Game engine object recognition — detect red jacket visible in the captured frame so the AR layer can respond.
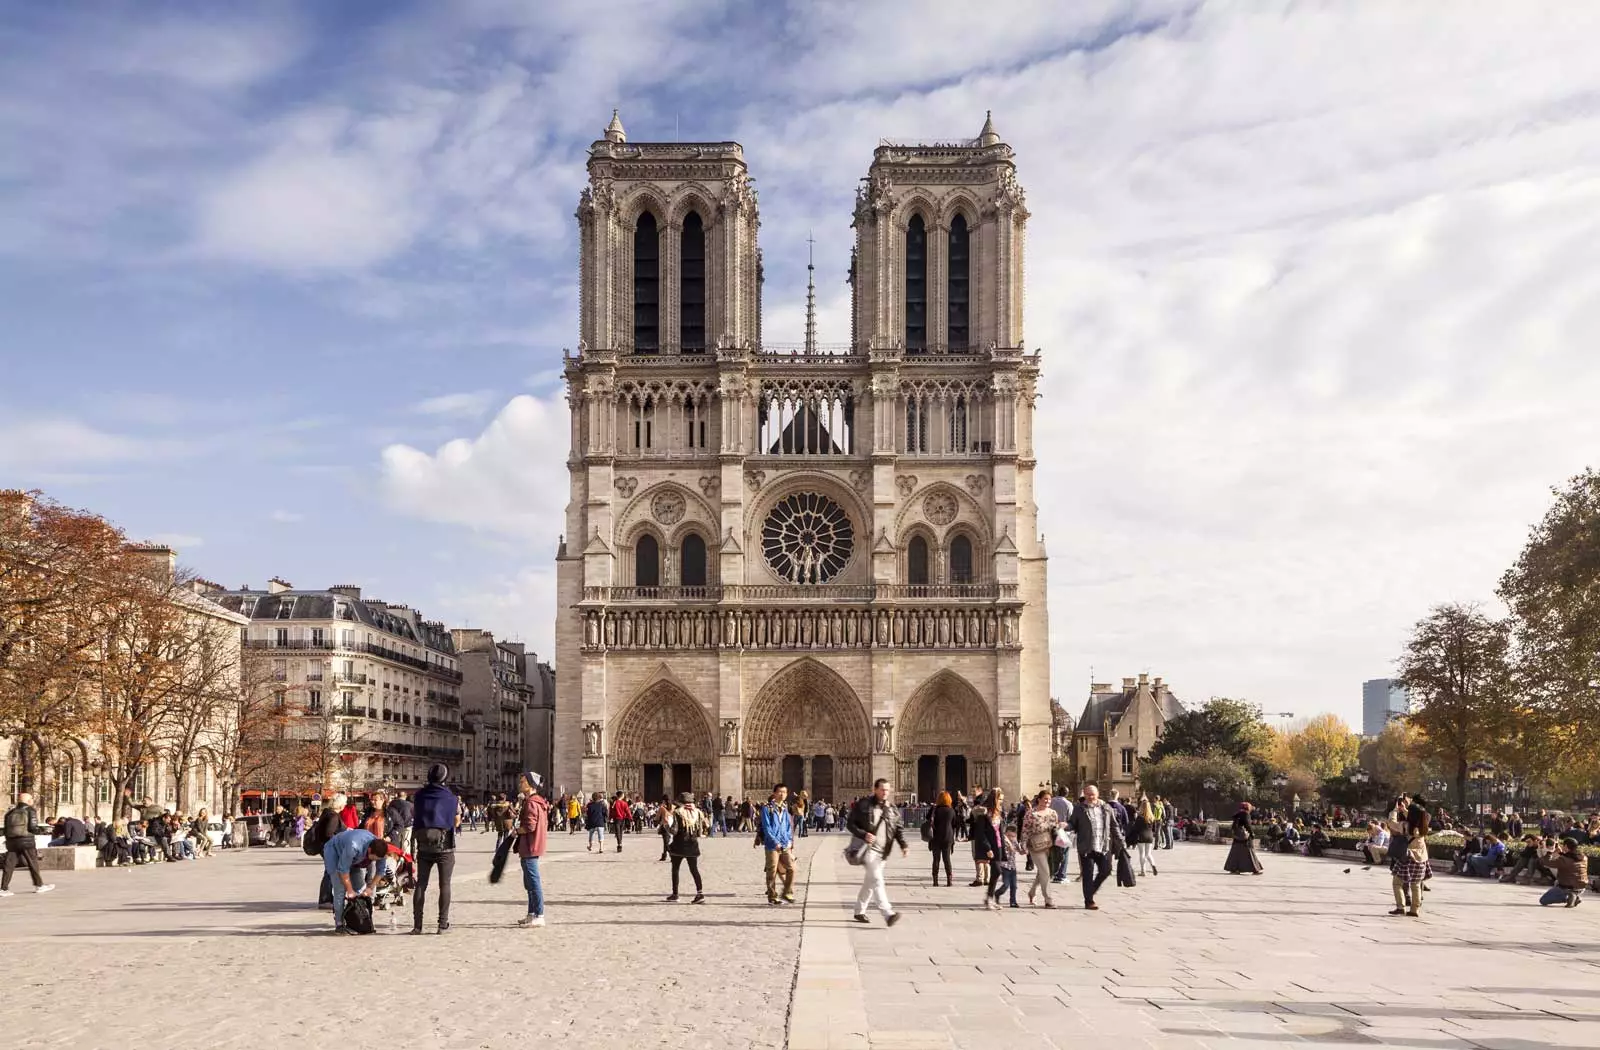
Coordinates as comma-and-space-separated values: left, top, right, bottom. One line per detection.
515, 794, 550, 859
340, 804, 360, 830
612, 797, 632, 823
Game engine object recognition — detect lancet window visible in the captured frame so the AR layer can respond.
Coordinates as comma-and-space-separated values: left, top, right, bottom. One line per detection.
905, 214, 928, 352
634, 212, 660, 353
898, 380, 992, 456
948, 214, 970, 349
680, 212, 706, 352
758, 380, 856, 456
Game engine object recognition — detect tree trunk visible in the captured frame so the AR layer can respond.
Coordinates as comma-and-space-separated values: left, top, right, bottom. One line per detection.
1454, 755, 1468, 815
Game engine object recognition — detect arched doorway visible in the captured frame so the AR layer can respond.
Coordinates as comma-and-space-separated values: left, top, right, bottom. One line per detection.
609, 681, 716, 801
896, 671, 996, 801
744, 658, 871, 804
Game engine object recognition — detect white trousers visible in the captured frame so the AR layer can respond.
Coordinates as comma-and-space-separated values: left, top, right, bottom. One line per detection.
855, 850, 894, 917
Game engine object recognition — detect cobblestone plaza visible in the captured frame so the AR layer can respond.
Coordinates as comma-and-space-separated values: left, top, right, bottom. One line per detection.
2, 835, 1597, 1049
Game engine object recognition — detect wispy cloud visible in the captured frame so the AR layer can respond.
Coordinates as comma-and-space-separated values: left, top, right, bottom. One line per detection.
269, 510, 305, 524
412, 391, 497, 419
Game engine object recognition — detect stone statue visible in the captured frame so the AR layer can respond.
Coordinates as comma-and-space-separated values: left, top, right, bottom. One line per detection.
1000, 718, 1019, 754
721, 719, 740, 755
583, 721, 603, 758
874, 719, 893, 754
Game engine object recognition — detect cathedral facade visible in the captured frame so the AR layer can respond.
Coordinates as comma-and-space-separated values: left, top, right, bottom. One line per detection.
552, 111, 1049, 803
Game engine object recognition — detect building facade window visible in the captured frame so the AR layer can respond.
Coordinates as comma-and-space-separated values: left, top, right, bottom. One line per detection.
275, 628, 288, 646
950, 535, 973, 584
635, 535, 661, 588
1121, 748, 1135, 775
56, 760, 74, 807
905, 213, 927, 351
907, 536, 930, 585
680, 533, 707, 587
634, 212, 660, 352
948, 213, 970, 348
680, 211, 705, 351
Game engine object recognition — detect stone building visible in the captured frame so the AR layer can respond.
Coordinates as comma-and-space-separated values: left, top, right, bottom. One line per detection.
210, 581, 465, 795
524, 657, 555, 791
1071, 673, 1183, 798
451, 630, 553, 798
553, 111, 1050, 803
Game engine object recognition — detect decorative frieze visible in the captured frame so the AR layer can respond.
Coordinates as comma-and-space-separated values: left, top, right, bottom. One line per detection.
579, 604, 1020, 653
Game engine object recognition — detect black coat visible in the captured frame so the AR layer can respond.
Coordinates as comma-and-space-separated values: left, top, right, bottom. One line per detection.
928, 804, 956, 849
969, 813, 1000, 860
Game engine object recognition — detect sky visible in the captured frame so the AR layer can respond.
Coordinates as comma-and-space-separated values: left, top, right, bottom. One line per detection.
3, 1, 1599, 730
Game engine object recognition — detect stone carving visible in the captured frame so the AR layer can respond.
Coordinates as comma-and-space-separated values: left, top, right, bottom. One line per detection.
745, 469, 766, 493
581, 605, 1022, 654
698, 475, 719, 497
651, 489, 686, 525
1052, 721, 1072, 757
964, 474, 988, 497
1000, 718, 1019, 754
849, 469, 872, 493
874, 719, 894, 754
924, 491, 958, 526
583, 721, 603, 758
762, 492, 854, 585
721, 719, 741, 755
615, 476, 638, 498
895, 475, 918, 498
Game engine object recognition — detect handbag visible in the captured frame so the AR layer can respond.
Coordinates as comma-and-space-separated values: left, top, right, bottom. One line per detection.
844, 838, 869, 867
920, 821, 932, 843
1054, 828, 1071, 850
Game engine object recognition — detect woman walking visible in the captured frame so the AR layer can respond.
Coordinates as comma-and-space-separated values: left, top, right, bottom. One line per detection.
1021, 791, 1059, 908
664, 793, 706, 904
585, 793, 607, 853
971, 796, 1002, 908
1389, 810, 1430, 917
1223, 802, 1263, 875
928, 792, 956, 887
1131, 796, 1158, 876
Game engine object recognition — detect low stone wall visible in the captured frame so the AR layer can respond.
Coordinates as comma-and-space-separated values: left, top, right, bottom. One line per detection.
38, 845, 98, 871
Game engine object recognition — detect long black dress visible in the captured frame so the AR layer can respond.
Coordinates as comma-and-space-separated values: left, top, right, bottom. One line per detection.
1223, 810, 1263, 874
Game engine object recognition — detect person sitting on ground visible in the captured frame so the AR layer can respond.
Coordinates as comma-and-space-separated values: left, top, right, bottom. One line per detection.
1500, 834, 1554, 885
1279, 821, 1303, 854
1541, 838, 1588, 907
1460, 833, 1506, 877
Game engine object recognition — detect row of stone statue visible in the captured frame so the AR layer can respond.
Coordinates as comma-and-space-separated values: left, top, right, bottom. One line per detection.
581, 605, 1022, 651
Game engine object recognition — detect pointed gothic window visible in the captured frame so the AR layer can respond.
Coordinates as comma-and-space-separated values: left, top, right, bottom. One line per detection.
635, 535, 660, 589
950, 534, 973, 584
948, 214, 970, 349
681, 533, 707, 588
680, 212, 705, 352
905, 214, 927, 352
634, 212, 660, 353
908, 536, 930, 586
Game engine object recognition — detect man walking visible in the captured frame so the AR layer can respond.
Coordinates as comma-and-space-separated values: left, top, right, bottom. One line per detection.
609, 792, 631, 853
1069, 784, 1123, 910
514, 772, 551, 927
1, 792, 53, 896
756, 784, 796, 905
410, 764, 458, 934
847, 779, 908, 925
1047, 788, 1074, 882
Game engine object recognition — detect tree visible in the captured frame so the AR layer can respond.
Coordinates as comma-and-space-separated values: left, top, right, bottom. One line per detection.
209, 657, 301, 811
1285, 713, 1361, 781
1136, 751, 1254, 818
161, 612, 243, 812
0, 491, 128, 794
1395, 603, 1516, 811
1358, 720, 1429, 792
1146, 697, 1276, 783
1498, 468, 1600, 759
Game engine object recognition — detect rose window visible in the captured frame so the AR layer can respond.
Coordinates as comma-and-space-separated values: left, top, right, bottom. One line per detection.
762, 492, 853, 584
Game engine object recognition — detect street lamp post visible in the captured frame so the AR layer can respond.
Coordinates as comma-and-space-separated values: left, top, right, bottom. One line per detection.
1201, 777, 1218, 822
1349, 768, 1371, 815
1467, 760, 1496, 833
1270, 772, 1289, 815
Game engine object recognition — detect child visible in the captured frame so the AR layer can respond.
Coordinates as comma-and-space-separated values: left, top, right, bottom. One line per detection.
993, 828, 1020, 910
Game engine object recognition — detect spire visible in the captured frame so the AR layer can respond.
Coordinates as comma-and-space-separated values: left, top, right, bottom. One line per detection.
804, 230, 817, 354
977, 109, 999, 147
604, 109, 626, 144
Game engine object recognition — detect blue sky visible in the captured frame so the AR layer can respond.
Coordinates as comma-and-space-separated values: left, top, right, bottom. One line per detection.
4, 1, 1600, 728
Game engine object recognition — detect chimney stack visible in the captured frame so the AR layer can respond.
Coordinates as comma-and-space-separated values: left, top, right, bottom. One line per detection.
329, 585, 362, 600
267, 577, 293, 594
1121, 677, 1136, 691
126, 544, 176, 582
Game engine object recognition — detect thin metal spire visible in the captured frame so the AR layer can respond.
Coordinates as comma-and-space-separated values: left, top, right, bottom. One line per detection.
804, 229, 817, 354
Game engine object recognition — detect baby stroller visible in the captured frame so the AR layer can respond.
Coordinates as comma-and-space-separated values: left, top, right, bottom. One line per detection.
370, 852, 416, 912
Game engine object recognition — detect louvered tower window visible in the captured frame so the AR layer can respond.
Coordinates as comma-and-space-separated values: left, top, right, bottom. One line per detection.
634, 212, 660, 353
680, 212, 705, 352
905, 214, 927, 352
948, 214, 970, 349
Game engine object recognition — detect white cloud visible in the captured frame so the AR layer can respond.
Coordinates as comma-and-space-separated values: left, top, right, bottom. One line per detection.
0, 419, 188, 471
269, 510, 305, 524
412, 391, 496, 419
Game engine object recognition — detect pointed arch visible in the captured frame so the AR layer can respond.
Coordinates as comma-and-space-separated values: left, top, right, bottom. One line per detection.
680, 210, 706, 351
634, 210, 661, 352
905, 212, 928, 351
609, 678, 717, 797
743, 658, 872, 798
896, 671, 997, 796
947, 212, 970, 350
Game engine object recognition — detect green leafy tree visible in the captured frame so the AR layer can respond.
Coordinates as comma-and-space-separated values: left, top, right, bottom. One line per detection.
1285, 713, 1361, 781
1145, 697, 1275, 783
1395, 603, 1516, 811
1136, 751, 1254, 818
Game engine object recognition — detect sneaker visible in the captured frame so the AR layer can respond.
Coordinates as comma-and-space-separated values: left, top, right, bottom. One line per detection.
36, 885, 54, 894
691, 894, 705, 904
885, 912, 900, 927
1388, 908, 1406, 915
852, 913, 869, 923
408, 927, 424, 935
0, 890, 12, 897
781, 895, 796, 904
665, 894, 679, 902
516, 914, 545, 927
1085, 902, 1099, 911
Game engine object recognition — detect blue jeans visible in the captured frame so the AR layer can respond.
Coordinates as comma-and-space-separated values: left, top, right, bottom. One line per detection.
1466, 855, 1497, 878
1540, 886, 1578, 906
588, 826, 604, 848
521, 856, 544, 917
327, 862, 368, 929
999, 868, 1018, 906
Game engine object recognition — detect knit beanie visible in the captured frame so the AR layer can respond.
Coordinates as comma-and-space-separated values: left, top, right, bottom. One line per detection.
427, 763, 448, 784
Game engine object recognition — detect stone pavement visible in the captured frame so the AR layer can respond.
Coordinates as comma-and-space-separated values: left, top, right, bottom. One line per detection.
2, 828, 1596, 1049
789, 837, 1600, 1049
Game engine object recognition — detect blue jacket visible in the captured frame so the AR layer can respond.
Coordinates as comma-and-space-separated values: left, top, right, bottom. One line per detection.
760, 801, 793, 850
412, 783, 459, 832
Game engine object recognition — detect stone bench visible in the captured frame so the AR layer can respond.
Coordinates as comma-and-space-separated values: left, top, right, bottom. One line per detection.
38, 845, 98, 871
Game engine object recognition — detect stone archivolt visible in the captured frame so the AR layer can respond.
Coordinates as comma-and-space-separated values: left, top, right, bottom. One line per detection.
895, 670, 997, 791
608, 681, 716, 794
742, 658, 872, 797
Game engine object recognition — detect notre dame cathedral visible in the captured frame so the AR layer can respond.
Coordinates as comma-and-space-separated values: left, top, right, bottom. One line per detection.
553, 110, 1049, 803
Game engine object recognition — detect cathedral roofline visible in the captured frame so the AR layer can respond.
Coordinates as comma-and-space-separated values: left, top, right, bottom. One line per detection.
587, 141, 747, 165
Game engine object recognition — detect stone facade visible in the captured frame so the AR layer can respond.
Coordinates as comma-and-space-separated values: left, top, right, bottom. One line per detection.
1071, 673, 1184, 798
554, 111, 1049, 804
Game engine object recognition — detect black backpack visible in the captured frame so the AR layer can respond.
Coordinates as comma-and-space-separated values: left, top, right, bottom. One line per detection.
343, 895, 375, 934
303, 815, 331, 857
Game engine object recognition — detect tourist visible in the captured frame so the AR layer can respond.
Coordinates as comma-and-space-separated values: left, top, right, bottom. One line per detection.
1540, 838, 1588, 907
1130, 796, 1158, 876
847, 778, 908, 925
385, 792, 413, 856
664, 792, 707, 904
1223, 802, 1263, 875
969, 799, 1000, 907
1021, 791, 1059, 908
757, 784, 796, 905
514, 772, 551, 927
192, 809, 214, 857
1307, 823, 1332, 857
1501, 835, 1553, 885
927, 791, 956, 887
312, 793, 348, 908
339, 795, 360, 830
993, 826, 1021, 909
1388, 809, 1430, 917
1106, 788, 1130, 829
323, 826, 396, 933
1048, 789, 1074, 882
411, 763, 459, 935
1359, 821, 1391, 865
824, 801, 838, 831
566, 794, 581, 834
609, 792, 631, 853
1460, 834, 1507, 877
1069, 784, 1122, 909
1152, 795, 1172, 850
1, 792, 53, 896
584, 793, 607, 852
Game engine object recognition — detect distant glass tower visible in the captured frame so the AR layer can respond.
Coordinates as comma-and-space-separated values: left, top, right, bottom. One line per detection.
1361, 678, 1410, 736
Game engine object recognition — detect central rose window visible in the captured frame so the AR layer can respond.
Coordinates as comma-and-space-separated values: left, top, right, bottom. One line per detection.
762, 492, 853, 584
